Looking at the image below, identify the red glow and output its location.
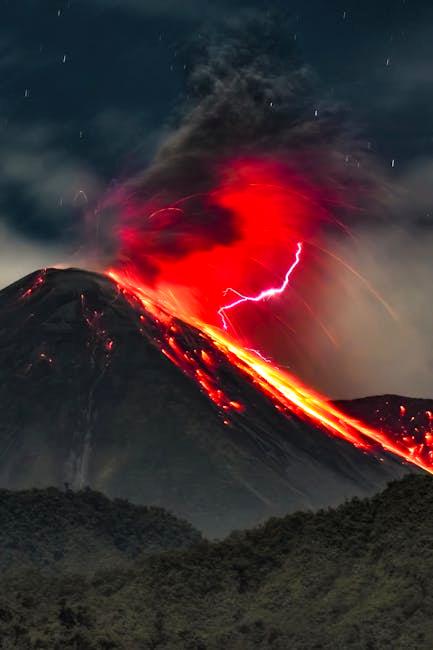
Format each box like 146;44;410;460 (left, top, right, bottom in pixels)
112;160;326;324
20;270;46;300
218;241;303;330
107;268;433;475
104;158;433;475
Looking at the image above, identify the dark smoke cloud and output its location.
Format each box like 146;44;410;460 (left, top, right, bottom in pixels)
102;14;433;400
149;16;371;182
106;13;380;265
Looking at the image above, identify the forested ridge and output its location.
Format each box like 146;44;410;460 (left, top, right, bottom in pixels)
1;475;433;648
0;486;201;575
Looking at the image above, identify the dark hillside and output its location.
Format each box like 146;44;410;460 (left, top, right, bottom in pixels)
0;487;200;575
1;475;433;649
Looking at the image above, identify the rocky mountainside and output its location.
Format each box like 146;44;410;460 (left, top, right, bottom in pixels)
0;267;414;536
338;394;433;443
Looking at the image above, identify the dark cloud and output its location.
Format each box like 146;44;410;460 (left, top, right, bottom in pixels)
108;14;378;266
0;123;100;223
139;15;363;183
90;0;228;19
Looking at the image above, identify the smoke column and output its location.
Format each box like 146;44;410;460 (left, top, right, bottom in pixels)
99;14;412;399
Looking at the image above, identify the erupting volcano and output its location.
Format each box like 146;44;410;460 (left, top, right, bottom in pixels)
104;158;433;477
0;15;430;537
0;264;416;536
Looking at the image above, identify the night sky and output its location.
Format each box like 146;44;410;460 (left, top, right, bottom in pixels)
1;0;433;397
1;1;432;243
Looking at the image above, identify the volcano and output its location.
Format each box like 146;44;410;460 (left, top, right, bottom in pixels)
0;268;418;536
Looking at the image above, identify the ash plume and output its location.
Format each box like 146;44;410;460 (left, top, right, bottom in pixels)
103;13;378;268
99;14;433;401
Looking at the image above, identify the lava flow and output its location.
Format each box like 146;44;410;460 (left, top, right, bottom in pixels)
104;158;433;475
107;268;433;475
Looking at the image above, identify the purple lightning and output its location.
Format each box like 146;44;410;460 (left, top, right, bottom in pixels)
218;241;303;330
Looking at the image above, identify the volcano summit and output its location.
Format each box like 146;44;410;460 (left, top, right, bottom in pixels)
0;268;413;536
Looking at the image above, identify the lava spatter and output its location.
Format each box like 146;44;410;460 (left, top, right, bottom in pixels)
80;293;115;366
20;270;47;301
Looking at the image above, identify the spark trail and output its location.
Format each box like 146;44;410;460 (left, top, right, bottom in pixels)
218;242;303;329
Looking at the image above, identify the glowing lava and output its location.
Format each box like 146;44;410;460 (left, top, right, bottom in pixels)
103;157;433;476
218;241;303;329
107;268;433;475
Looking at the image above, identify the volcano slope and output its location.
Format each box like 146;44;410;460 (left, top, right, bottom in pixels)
0;268;412;536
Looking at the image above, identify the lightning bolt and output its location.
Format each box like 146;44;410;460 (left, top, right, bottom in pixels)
218;241;303;330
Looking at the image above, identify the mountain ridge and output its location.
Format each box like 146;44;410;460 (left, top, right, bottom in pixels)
0;267;415;536
0;486;201;575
